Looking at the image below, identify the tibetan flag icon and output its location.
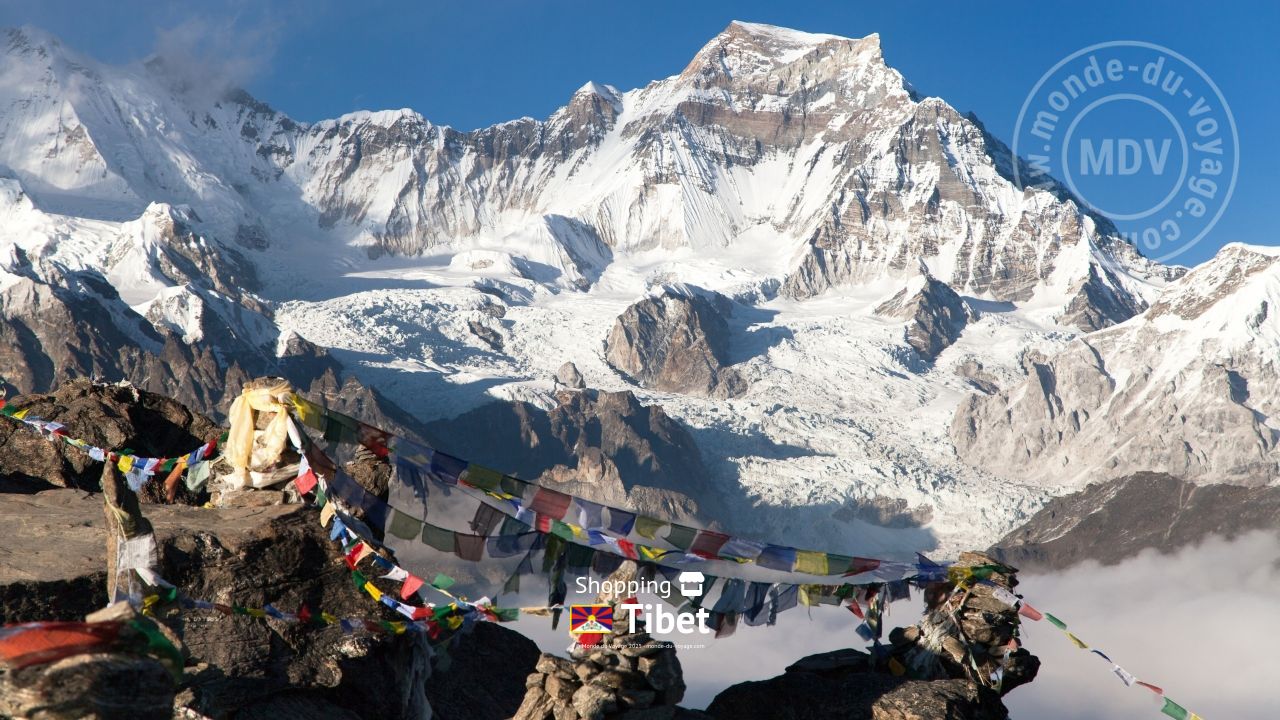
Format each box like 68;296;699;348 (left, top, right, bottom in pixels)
568;604;613;635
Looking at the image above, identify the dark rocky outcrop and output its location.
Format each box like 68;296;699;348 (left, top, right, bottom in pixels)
875;272;972;363
709;669;1007;720
706;552;1037;720
991;472;1280;572
0;488;432;719
604;288;745;399
426;388;719;523
425;622;541;720
0;378;221;493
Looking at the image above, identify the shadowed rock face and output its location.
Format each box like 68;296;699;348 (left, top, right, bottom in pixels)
875;273;972;363
427;389;718;524
605;289;746;399
991;472;1280;572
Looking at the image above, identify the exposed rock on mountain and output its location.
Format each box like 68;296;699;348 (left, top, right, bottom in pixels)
426;388;718;523
0;378;219;492
991;472;1280;571
875;270;972;362
605;287;745;398
952;243;1280;487
556;361;586;390
1;22;1164;321
0;19;1227;555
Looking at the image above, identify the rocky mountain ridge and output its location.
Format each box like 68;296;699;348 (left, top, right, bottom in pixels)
953;243;1280;487
0;20;1272;561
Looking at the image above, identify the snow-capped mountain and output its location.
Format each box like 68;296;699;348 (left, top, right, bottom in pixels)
954;243;1280;486
1;21;1262;556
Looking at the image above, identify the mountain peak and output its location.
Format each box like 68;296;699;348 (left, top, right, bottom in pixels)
723;20;846;47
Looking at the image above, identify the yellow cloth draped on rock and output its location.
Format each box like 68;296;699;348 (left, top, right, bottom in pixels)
223;380;294;489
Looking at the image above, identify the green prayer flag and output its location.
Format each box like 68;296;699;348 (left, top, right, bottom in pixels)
1161;698;1189;720
665;524;696;550
388;509;423;540
422;524;456;553
542;536;565;573
159;458;176;472
635;515;666;539
351;570;367;589
463;464;503;491
1044;613;1068;630
499;516;531;535
495;607;520;622
432;605;453;621
551;520;575;541
431;573;456;591
499;474;523;496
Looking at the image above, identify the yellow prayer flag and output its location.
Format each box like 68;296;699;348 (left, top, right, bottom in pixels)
390;621;407;634
12;408;28;419
638;545;663;562
446;615;463;630
319;502;337;527
795;550;828;575
289;393;326;430
320;612;338;625
364;582;383;601
1066;632;1088;649
118;455;134;472
246;608;267;618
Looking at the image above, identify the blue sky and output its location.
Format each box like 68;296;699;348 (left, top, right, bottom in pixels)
3;0;1276;266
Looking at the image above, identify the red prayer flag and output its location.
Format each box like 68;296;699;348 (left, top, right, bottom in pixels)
618;539;639;560
295;468;319;495
400;574;425;600
1018;602;1044;622
345;542;365;570
530;487;573;520
847;599;864;619
843;557;881;576
689;530;730;559
1136;681;1164;694
297;604;312;623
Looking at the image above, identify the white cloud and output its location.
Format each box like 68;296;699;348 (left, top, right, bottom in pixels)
149;13;280;105
1006;531;1280;720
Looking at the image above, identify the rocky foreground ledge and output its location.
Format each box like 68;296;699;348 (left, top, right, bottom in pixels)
0;381;1037;719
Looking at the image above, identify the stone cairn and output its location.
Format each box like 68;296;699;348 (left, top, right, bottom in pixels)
514;563;691;720
889;551;1039;694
